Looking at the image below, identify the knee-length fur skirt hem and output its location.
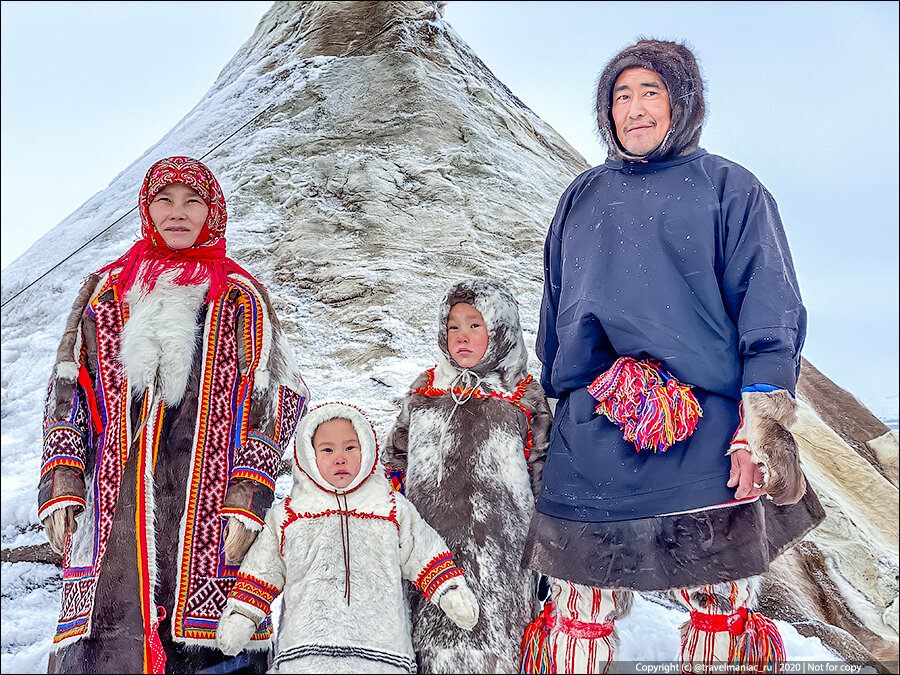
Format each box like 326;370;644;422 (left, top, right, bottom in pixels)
522;483;825;592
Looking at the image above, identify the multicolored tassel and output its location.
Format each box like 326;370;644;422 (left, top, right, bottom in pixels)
686;607;786;673
520;604;554;674
730;609;786;672
588;356;702;452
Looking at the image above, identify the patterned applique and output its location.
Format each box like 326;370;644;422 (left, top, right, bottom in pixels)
229;573;281;615
53;279;128;643
175;292;240;640
414;552;463;600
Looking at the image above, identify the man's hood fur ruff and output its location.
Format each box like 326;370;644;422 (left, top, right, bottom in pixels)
595;39;707;162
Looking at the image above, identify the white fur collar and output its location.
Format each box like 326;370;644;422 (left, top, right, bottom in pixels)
120;269;208;405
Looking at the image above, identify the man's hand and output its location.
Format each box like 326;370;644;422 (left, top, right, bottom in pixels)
43;505;78;555
727;448;767;500
742;390;806;505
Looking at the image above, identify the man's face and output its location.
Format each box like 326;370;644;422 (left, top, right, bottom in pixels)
612;67;671;157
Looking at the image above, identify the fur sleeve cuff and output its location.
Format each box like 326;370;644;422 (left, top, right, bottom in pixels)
38;495;86;522
223;476;276;525
221;509;265;532
55;361;80;381
742;389;797;429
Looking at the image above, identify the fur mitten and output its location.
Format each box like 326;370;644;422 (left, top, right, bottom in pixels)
215;608;258;656
736;390;806;505
438;581;479;630
223;517;258;563
43;505;77;555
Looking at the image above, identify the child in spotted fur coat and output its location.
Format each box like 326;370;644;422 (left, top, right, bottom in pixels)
383;278;552;674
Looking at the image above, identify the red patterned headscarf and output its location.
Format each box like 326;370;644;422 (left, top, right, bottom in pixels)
101;156;259;303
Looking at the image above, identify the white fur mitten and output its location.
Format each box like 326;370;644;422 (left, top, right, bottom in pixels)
216;608;258;656
43;505;77;555
438;581;479;630
740;390;806;506
223;517;258;564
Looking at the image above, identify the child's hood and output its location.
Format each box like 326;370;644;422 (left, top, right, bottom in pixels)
292;402;381;495
437;277;528;388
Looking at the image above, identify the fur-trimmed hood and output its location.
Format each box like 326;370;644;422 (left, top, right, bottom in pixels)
595;39;706;162
435;277;528;392
292;402;385;499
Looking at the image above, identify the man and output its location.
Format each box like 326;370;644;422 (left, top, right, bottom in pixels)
521;40;825;672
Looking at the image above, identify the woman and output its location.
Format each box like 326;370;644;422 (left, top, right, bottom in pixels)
39;156;308;673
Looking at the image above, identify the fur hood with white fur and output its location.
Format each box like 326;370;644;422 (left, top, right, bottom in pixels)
383;278;553;673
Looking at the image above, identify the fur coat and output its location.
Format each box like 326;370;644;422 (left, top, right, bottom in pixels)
384;278;552;674
38;267;307;672
219;403;473;674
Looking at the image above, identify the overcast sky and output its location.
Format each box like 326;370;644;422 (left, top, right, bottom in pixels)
1;1;897;415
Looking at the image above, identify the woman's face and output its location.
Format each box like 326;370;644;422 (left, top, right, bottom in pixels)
148;182;209;250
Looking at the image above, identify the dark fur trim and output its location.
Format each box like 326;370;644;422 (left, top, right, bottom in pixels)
519;378;552;498
595;39;706;161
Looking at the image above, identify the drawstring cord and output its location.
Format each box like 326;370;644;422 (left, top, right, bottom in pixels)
436;369;483;484
335;492;351;605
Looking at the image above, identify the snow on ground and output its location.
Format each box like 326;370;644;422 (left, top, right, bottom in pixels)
1;556;841;674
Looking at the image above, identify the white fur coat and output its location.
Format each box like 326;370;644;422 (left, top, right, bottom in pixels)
221;404;467;674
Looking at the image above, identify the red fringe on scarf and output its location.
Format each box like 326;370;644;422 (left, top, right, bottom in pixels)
99;238;260;304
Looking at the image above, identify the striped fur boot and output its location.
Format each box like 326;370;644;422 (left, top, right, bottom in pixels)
675;577;785;673
521;577;633;674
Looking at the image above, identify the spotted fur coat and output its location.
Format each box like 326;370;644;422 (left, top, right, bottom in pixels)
384;278;552;674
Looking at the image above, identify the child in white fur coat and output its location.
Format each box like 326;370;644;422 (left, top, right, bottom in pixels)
216;402;479;674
